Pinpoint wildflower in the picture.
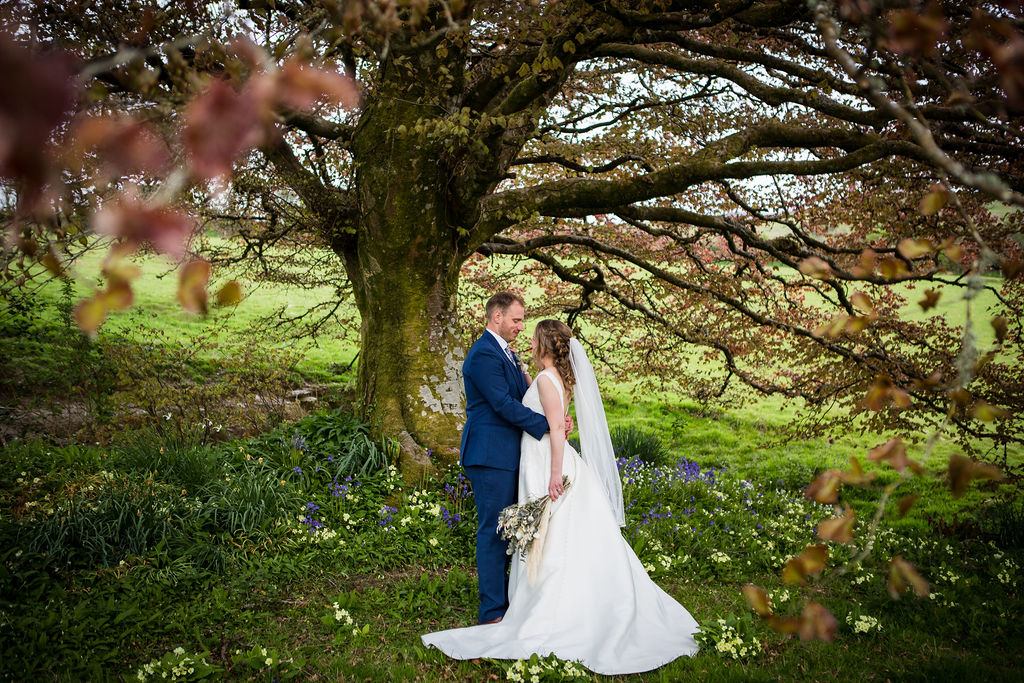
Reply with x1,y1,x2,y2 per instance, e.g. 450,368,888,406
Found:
429,537,439,547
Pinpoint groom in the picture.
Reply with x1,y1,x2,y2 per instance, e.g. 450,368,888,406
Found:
461,292,560,624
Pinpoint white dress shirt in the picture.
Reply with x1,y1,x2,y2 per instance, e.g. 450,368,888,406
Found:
486,328,517,366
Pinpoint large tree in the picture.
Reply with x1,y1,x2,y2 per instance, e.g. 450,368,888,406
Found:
2,0,1022,471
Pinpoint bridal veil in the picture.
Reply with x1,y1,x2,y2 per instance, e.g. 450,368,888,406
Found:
567,337,625,526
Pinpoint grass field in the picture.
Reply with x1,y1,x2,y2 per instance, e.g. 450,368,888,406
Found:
1,238,1022,681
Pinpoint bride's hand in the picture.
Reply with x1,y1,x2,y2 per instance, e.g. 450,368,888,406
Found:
548,475,564,501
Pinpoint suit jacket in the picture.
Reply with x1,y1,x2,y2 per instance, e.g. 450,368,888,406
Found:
460,332,550,471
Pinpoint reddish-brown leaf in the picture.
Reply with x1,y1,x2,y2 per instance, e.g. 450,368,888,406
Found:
850,291,874,315
888,555,929,599
863,375,893,411
101,245,143,285
817,505,856,544
950,388,973,409
918,289,941,311
972,400,1011,422
867,437,909,473
177,259,211,315
806,470,841,504
782,544,829,585
896,493,921,517
742,584,772,617
74,294,107,335
991,316,1008,344
40,246,63,277
215,280,244,307
947,453,1004,498
918,185,948,216
102,281,134,311
941,240,964,262
813,314,849,339
183,78,270,181
838,456,877,485
797,602,837,642
897,238,934,259
890,387,912,409
845,316,870,334
878,258,909,279
886,5,949,58
72,115,170,180
1003,258,1024,280
910,370,943,391
93,191,193,259
850,248,877,278
798,256,833,280
277,58,361,111
0,33,78,210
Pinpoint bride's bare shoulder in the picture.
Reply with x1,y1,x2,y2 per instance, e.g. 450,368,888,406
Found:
536,369,567,401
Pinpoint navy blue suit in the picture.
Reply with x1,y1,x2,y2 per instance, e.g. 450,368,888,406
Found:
461,332,549,622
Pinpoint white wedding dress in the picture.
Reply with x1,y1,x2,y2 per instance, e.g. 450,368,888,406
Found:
422,369,699,675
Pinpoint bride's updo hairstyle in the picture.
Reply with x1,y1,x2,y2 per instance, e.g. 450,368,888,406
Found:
533,319,576,391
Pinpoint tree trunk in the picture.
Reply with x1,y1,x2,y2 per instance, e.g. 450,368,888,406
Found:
346,89,472,479
351,250,467,479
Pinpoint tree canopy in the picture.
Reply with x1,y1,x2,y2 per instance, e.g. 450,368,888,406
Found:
2,0,1022,469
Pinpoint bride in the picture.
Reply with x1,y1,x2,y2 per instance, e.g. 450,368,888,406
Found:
422,320,699,675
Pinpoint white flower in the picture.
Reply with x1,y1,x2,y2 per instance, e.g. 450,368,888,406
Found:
265,657,273,665
164,412,171,420
429,537,439,547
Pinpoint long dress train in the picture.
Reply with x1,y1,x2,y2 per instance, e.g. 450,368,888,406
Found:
422,369,699,675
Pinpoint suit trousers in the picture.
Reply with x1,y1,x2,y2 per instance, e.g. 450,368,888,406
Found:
464,464,518,623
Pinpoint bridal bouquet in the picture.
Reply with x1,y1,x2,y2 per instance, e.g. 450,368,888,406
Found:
497,476,571,561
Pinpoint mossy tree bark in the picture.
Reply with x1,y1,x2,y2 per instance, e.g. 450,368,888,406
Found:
347,105,469,473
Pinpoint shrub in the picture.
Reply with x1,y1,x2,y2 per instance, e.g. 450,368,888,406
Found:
247,408,397,481
19,474,192,569
610,425,670,467
200,456,305,536
113,431,222,495
87,321,307,444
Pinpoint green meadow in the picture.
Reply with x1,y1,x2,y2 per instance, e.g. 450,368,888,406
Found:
1,239,1021,681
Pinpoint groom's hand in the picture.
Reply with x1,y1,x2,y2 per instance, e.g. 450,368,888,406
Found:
564,415,574,435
